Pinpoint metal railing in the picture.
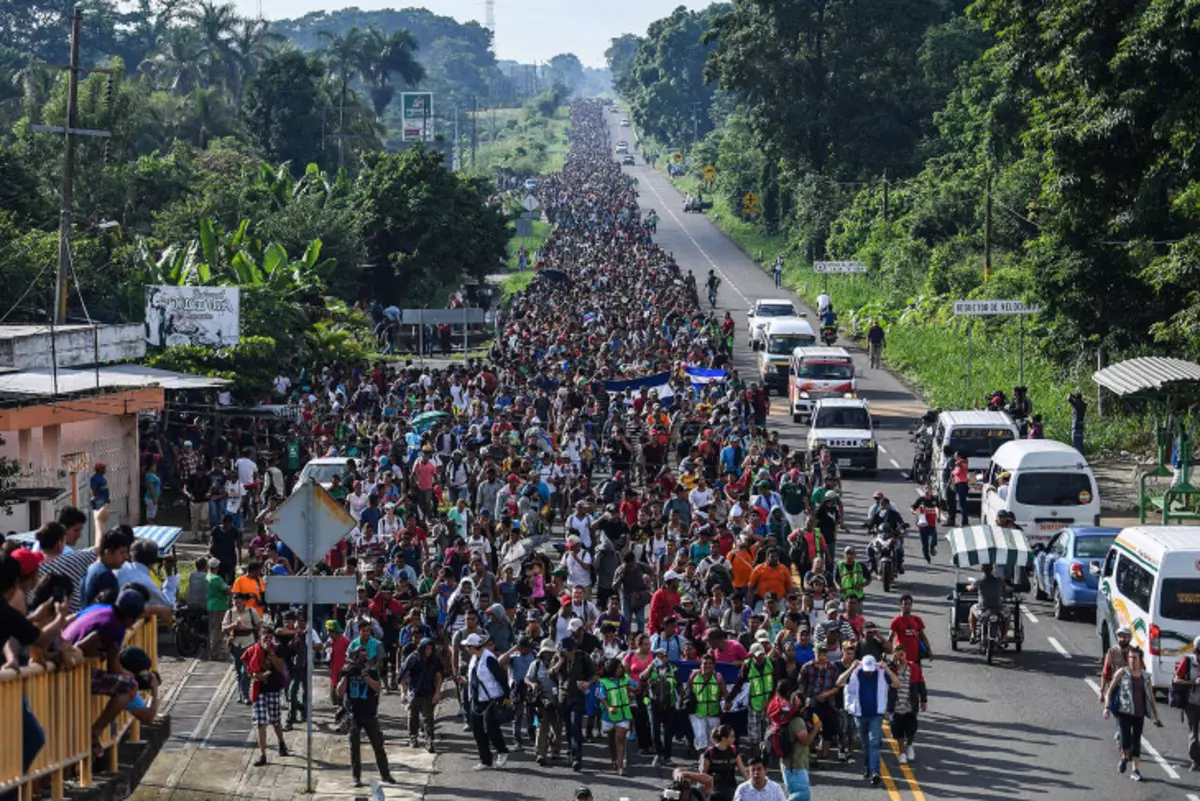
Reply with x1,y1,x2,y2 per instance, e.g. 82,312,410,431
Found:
0,620,158,800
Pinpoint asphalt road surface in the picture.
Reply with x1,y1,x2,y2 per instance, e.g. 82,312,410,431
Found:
422,118,1200,801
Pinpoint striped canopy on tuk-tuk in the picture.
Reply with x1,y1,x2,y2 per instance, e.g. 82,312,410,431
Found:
944,525,1036,570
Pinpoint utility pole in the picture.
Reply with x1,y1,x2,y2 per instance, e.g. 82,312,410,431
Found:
984,173,993,282
31,9,110,325
471,94,478,171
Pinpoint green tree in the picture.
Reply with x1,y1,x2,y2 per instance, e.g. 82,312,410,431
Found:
546,53,584,93
241,50,329,171
353,145,509,304
605,34,641,83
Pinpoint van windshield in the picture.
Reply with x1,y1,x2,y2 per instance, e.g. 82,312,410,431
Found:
947,427,1015,459
768,334,815,355
1160,578,1200,621
300,463,346,486
757,304,796,318
1013,472,1093,506
796,361,854,380
813,407,871,430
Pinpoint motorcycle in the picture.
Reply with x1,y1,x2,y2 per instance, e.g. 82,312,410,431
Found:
979,609,1005,665
173,605,208,658
820,325,838,346
868,525,900,593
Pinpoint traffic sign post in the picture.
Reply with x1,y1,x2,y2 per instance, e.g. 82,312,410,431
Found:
953,299,1042,392
521,194,540,212
813,260,867,292
702,164,716,183
743,191,761,216
267,482,356,794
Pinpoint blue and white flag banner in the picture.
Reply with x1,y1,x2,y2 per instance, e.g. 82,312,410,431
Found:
603,371,675,404
685,365,728,386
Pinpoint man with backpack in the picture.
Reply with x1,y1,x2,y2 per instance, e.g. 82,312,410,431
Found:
637,645,680,767
1172,634,1200,770
764,680,820,801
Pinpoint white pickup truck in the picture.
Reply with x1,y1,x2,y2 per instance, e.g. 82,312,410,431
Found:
747,298,799,351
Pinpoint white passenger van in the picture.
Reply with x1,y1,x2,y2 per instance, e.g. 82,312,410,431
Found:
788,346,856,422
758,318,815,395
932,411,1019,506
1095,526,1200,690
981,440,1101,544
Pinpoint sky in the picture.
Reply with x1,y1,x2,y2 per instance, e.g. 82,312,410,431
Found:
234,0,712,66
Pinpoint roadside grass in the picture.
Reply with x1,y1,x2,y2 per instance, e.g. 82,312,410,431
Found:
499,271,534,301
507,219,550,271
658,165,1142,454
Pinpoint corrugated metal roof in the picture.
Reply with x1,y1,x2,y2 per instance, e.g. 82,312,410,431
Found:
0,364,229,398
1093,357,1200,397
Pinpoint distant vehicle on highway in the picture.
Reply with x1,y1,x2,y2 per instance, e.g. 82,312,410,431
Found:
806,397,878,473
524,178,538,191
616,142,629,154
622,155,636,165
1033,526,1120,619
293,457,351,493
620,118,630,126
747,298,798,351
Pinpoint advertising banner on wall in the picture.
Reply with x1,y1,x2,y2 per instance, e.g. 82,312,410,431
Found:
144,286,240,347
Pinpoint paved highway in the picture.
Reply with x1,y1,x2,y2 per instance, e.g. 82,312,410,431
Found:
422,118,1199,801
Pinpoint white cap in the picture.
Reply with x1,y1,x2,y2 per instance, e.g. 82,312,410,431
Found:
568,618,585,632
861,655,878,672
463,633,486,648
663,570,680,581
755,629,771,643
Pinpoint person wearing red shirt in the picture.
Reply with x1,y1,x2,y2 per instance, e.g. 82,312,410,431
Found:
842,596,866,640
889,594,932,664
619,492,642,528
326,621,350,704
648,571,683,635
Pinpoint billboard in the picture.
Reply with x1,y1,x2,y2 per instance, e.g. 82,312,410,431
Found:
144,286,240,348
401,92,434,142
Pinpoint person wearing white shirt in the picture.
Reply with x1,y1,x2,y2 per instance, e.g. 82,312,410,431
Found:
235,454,258,486
348,486,370,521
733,757,787,801
816,293,832,315
689,481,715,521
223,479,245,527
273,374,292,397
566,503,593,544
561,536,594,590
462,633,510,769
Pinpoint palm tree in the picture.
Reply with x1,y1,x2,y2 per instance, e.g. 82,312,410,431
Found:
360,26,425,119
228,17,283,100
138,27,206,94
177,85,235,147
180,0,239,91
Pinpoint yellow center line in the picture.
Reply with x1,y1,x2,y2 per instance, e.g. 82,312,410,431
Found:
787,566,926,801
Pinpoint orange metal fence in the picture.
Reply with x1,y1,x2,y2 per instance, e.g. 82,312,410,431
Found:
0,620,158,801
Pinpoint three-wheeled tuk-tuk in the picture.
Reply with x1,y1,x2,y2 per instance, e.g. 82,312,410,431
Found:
946,525,1034,663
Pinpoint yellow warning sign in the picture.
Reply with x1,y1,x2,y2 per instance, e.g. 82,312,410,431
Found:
702,164,717,182
672,151,684,164
743,191,761,215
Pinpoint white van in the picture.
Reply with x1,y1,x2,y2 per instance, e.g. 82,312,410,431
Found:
1095,526,1200,689
758,318,815,395
788,346,856,422
932,411,1019,505
981,440,1101,544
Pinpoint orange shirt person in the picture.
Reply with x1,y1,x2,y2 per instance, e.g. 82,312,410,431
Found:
232,562,267,614
749,549,792,602
729,540,758,591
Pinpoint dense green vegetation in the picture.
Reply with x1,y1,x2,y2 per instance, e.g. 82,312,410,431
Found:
616,0,1200,451
0,0,514,394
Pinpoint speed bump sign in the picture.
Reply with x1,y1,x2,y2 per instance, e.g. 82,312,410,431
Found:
743,191,761,215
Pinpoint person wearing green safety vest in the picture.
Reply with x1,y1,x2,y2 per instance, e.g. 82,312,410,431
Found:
688,653,728,751
599,658,633,775
836,546,870,601
638,645,680,767
735,643,775,751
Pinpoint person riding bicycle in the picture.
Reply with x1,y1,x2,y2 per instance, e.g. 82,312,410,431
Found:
967,564,1010,644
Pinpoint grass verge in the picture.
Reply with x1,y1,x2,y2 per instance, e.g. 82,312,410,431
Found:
507,219,550,271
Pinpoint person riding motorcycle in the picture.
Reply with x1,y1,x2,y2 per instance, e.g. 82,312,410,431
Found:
967,564,1010,644
865,493,907,573
819,307,838,344
816,292,832,315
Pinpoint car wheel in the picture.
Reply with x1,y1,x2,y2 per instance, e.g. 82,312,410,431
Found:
793,413,804,424
1053,586,1069,621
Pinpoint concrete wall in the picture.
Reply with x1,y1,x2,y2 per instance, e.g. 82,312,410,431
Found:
0,324,146,370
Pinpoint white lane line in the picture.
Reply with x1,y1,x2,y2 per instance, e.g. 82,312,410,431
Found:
1185,793,1199,801
877,444,888,454
1083,677,1102,696
642,177,751,306
1142,737,1181,780
1022,605,1038,624
888,458,901,469
1047,636,1072,658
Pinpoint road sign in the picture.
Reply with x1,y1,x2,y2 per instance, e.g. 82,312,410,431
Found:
400,308,486,325
400,92,435,142
515,219,533,237
953,300,1041,316
265,575,357,605
743,191,761,215
272,482,355,566
673,151,684,164
813,261,867,274
521,194,540,212
702,164,716,182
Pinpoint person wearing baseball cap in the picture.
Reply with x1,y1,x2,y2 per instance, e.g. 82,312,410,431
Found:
648,570,683,636
462,630,512,770
844,653,898,786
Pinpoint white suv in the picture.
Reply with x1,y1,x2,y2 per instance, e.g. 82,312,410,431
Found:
747,298,799,350
806,398,877,473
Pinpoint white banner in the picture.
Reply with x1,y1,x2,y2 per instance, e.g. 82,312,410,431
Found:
813,261,867,274
144,286,240,347
953,300,1041,316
